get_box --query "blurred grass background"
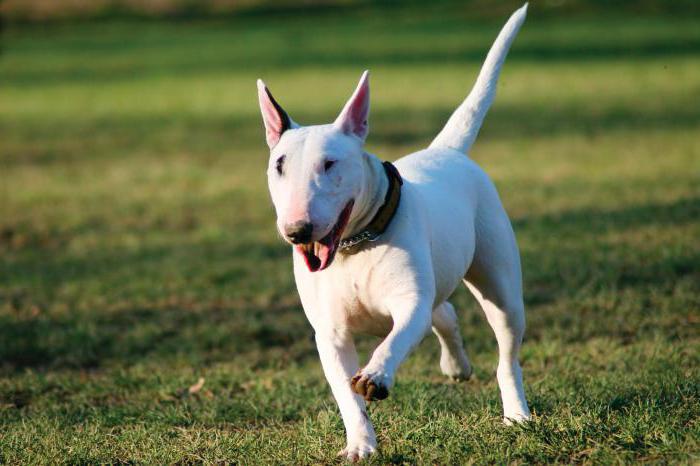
[1,0,699,463]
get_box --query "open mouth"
[295,200,354,272]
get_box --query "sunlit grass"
[1,6,699,464]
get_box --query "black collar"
[339,161,402,255]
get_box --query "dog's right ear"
[257,79,294,149]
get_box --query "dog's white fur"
[257,5,530,460]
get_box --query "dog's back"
[385,4,528,302]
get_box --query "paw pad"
[350,372,389,401]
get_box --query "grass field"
[1,2,699,463]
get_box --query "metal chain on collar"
[338,229,379,251]
[338,161,402,254]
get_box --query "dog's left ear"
[257,79,295,149]
[334,70,370,141]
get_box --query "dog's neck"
[343,152,389,240]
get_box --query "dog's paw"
[338,440,376,462]
[503,412,531,425]
[350,370,390,401]
[440,353,472,382]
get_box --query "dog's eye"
[324,160,336,172]
[275,155,285,175]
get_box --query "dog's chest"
[294,245,406,337]
[337,279,393,337]
[299,258,394,337]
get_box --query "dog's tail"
[429,3,527,154]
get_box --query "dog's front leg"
[351,296,433,401]
[315,333,377,461]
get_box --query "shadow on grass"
[2,196,698,374]
[516,195,699,296]
[512,196,699,347]
[0,234,311,373]
[5,25,700,88]
[3,97,699,168]
[0,300,313,371]
[514,196,700,239]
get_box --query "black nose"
[284,221,313,244]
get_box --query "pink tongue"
[295,236,335,272]
[317,240,333,270]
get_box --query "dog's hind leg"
[432,301,472,381]
[464,209,531,423]
[464,271,530,423]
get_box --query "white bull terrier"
[257,4,530,460]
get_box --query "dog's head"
[257,71,371,272]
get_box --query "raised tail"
[429,3,528,154]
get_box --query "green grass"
[1,3,699,463]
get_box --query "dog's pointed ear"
[257,79,295,149]
[334,70,370,141]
